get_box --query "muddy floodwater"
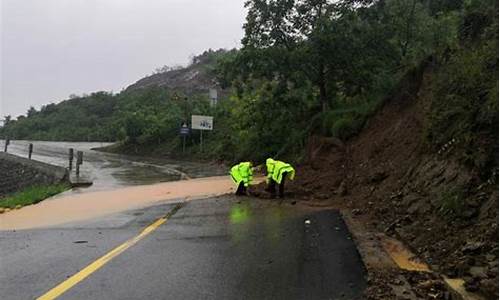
[0,176,251,230]
[2,140,227,193]
[0,140,256,229]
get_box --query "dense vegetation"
[2,92,118,141]
[426,0,498,177]
[1,0,497,172]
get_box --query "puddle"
[382,237,487,300]
[381,237,430,272]
[444,278,486,300]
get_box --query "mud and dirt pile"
[285,64,498,298]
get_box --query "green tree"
[3,115,12,126]
[237,0,398,112]
[242,0,338,112]
[26,106,37,118]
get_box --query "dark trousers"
[236,182,247,196]
[268,172,287,198]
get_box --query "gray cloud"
[1,0,246,118]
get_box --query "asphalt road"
[0,196,366,300]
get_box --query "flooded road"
[2,140,226,193]
[0,176,247,230]
[0,140,255,230]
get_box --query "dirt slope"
[288,62,498,298]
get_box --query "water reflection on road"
[2,140,226,193]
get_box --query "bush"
[331,116,365,141]
[319,95,386,141]
[438,187,469,218]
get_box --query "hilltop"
[126,49,230,94]
[0,49,231,142]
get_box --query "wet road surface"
[0,196,366,299]
[2,140,226,193]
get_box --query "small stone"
[461,208,478,219]
[393,279,404,285]
[318,193,329,199]
[464,280,480,292]
[487,266,498,277]
[338,181,348,196]
[462,241,484,254]
[469,266,488,279]
[369,171,388,183]
[485,254,496,262]
[488,259,498,267]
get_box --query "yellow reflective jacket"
[230,162,253,187]
[266,158,295,184]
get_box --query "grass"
[0,184,70,209]
[438,187,467,218]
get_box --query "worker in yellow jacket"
[266,158,295,198]
[230,161,253,196]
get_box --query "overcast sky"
[0,0,247,118]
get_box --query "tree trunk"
[318,63,328,113]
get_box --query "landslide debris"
[270,62,498,298]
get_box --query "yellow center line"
[37,203,184,300]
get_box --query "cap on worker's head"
[266,158,275,165]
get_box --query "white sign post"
[191,115,213,152]
[209,88,218,107]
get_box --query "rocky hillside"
[288,58,498,298]
[125,49,230,95]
